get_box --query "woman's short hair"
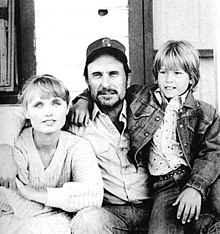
[18,74,70,110]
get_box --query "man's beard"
[95,88,123,110]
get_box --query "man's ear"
[85,77,89,89]
[126,73,131,89]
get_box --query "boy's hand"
[16,178,47,204]
[71,99,90,126]
[0,144,17,189]
[173,187,202,224]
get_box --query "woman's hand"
[0,144,18,189]
[16,178,47,204]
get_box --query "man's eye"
[92,72,102,78]
[109,71,119,77]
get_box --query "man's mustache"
[97,88,118,95]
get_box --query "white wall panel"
[194,58,217,108]
[153,0,214,49]
[34,0,129,99]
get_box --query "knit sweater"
[0,127,103,218]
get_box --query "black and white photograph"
[0,0,219,233]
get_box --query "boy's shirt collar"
[154,88,188,107]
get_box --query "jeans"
[186,204,220,234]
[70,201,152,234]
[148,170,220,234]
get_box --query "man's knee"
[72,207,106,225]
[70,207,112,233]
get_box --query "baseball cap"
[86,37,127,62]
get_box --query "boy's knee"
[208,221,220,234]
[189,212,220,234]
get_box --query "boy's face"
[158,66,192,99]
[87,54,130,110]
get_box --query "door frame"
[128,0,154,86]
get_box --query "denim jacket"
[126,84,220,200]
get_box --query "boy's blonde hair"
[153,40,200,91]
[18,74,70,110]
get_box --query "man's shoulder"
[60,130,94,151]
[61,130,86,142]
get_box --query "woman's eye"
[34,102,43,108]
[35,102,43,107]
[159,70,166,74]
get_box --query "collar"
[91,100,127,121]
[154,88,188,106]
[183,91,200,109]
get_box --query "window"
[0,0,36,104]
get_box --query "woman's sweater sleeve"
[46,138,103,212]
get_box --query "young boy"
[126,40,220,233]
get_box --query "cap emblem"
[102,38,112,47]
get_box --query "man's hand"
[16,178,47,204]
[71,98,90,126]
[173,187,202,224]
[0,144,17,189]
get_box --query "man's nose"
[101,74,111,87]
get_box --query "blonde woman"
[0,74,103,234]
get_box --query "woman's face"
[24,89,69,135]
